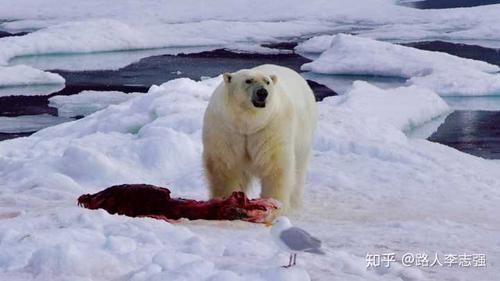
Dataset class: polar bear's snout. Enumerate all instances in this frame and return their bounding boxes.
[252,87,268,108]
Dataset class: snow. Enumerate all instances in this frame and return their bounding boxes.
[1,77,499,280]
[301,34,500,96]
[0,114,73,133]
[0,0,400,31]
[295,35,335,54]
[0,0,497,92]
[353,5,500,44]
[0,1,499,68]
[0,65,64,87]
[0,18,332,67]
[1,1,500,280]
[49,91,142,117]
[1,0,499,46]
[332,81,451,132]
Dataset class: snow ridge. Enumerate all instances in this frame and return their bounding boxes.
[301,34,500,96]
[1,77,499,280]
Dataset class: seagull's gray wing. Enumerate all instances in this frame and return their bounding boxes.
[279,227,323,253]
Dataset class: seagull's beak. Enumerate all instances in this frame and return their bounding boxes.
[264,221,273,228]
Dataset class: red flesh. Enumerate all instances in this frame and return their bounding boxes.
[77,184,279,223]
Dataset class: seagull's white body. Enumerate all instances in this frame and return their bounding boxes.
[269,216,325,267]
[270,217,299,253]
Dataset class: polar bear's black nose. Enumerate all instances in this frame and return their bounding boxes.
[255,88,268,100]
[252,88,268,108]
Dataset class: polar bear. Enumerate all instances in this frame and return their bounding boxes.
[202,64,317,213]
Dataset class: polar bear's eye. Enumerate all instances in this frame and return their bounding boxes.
[264,79,270,85]
[245,79,253,84]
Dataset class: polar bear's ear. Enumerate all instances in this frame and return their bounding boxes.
[270,74,278,84]
[223,73,232,84]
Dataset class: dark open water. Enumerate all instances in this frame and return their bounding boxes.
[399,0,500,9]
[0,48,335,118]
[429,111,500,159]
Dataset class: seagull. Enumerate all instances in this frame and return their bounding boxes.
[267,216,325,267]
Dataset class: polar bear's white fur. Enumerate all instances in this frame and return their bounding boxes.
[202,64,317,213]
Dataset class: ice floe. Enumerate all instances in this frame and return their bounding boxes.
[0,77,499,280]
[301,34,500,96]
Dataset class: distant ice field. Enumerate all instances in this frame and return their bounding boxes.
[0,0,499,88]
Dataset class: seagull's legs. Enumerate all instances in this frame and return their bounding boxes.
[293,254,297,266]
[282,254,293,268]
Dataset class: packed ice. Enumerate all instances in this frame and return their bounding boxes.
[301,34,500,96]
[1,76,499,280]
[49,91,142,118]
[0,65,64,87]
[1,0,500,71]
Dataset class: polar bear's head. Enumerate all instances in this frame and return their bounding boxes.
[223,69,278,110]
